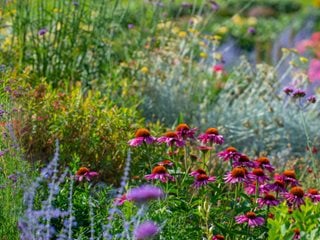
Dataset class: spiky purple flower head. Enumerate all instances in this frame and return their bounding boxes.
[134,221,159,240]
[126,185,164,203]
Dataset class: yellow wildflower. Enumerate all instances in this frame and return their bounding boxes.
[247,17,257,26]
[217,26,228,35]
[140,67,149,74]
[178,31,187,38]
[299,57,308,63]
[232,14,244,25]
[200,52,208,59]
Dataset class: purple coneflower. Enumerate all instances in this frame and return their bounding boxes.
[267,179,287,194]
[212,234,224,240]
[145,166,175,183]
[249,168,269,184]
[217,146,242,162]
[244,182,269,195]
[257,193,280,207]
[75,167,98,182]
[126,185,164,203]
[233,154,255,168]
[198,127,224,145]
[293,228,301,240]
[278,170,300,187]
[157,131,185,147]
[283,186,305,208]
[175,123,197,140]
[157,160,173,167]
[254,157,275,172]
[114,194,127,206]
[224,167,250,184]
[192,174,216,188]
[128,128,156,147]
[190,168,207,177]
[235,211,265,228]
[306,188,320,203]
[133,221,159,240]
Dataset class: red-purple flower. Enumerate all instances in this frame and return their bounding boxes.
[126,185,164,203]
[305,188,320,203]
[145,166,175,183]
[133,221,159,240]
[249,168,269,184]
[244,182,269,195]
[224,167,250,184]
[283,87,294,96]
[128,128,156,147]
[175,123,197,140]
[254,157,275,173]
[114,194,127,206]
[292,89,306,98]
[257,193,280,207]
[235,211,265,228]
[190,168,207,177]
[283,186,305,208]
[198,127,224,145]
[278,170,300,187]
[266,179,287,194]
[75,167,98,182]
[192,174,216,188]
[212,235,224,240]
[157,131,185,147]
[217,146,242,162]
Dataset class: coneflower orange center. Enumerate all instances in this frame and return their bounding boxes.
[293,228,300,234]
[196,174,209,181]
[290,187,304,198]
[283,170,296,179]
[195,169,207,175]
[205,127,219,135]
[246,212,256,219]
[77,167,89,175]
[226,146,237,152]
[152,166,167,174]
[231,167,247,178]
[308,188,318,195]
[239,155,250,162]
[135,128,150,138]
[165,131,178,138]
[264,194,276,201]
[176,123,190,131]
[257,157,270,164]
[252,168,265,176]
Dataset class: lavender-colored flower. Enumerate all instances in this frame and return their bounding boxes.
[157,131,185,147]
[283,87,294,96]
[192,174,216,188]
[128,24,135,29]
[210,0,219,11]
[307,95,316,103]
[127,185,164,203]
[128,128,156,147]
[38,28,48,36]
[305,188,320,203]
[198,127,224,145]
[224,167,251,184]
[75,167,98,182]
[247,27,256,35]
[257,194,280,207]
[212,234,224,240]
[249,168,269,184]
[145,166,175,183]
[175,123,197,140]
[133,221,159,240]
[217,147,242,162]
[254,157,275,173]
[235,211,265,228]
[283,186,305,208]
[292,89,306,98]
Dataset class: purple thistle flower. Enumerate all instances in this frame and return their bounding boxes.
[257,194,280,208]
[307,95,316,103]
[198,127,224,145]
[157,131,185,147]
[133,221,159,240]
[128,128,156,147]
[38,28,48,36]
[75,167,98,182]
[192,174,216,188]
[145,166,175,183]
[235,212,265,228]
[217,147,242,162]
[126,185,164,203]
[247,27,256,35]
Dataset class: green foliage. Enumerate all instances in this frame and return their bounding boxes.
[268,200,320,240]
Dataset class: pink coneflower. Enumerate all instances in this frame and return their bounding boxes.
[279,170,300,187]
[257,193,280,207]
[175,123,197,140]
[254,157,275,172]
[128,128,156,147]
[114,194,127,206]
[267,179,287,194]
[293,228,301,240]
[157,131,185,147]
[126,185,164,203]
[75,167,98,182]
[249,168,269,184]
[145,166,175,183]
[212,234,224,240]
[133,221,159,240]
[244,182,269,195]
[197,145,213,153]
[233,154,255,168]
[283,186,305,208]
[157,160,173,167]
[198,127,224,145]
[224,167,250,184]
[305,188,320,203]
[217,147,242,162]
[235,211,265,228]
[190,168,207,177]
[192,174,216,188]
